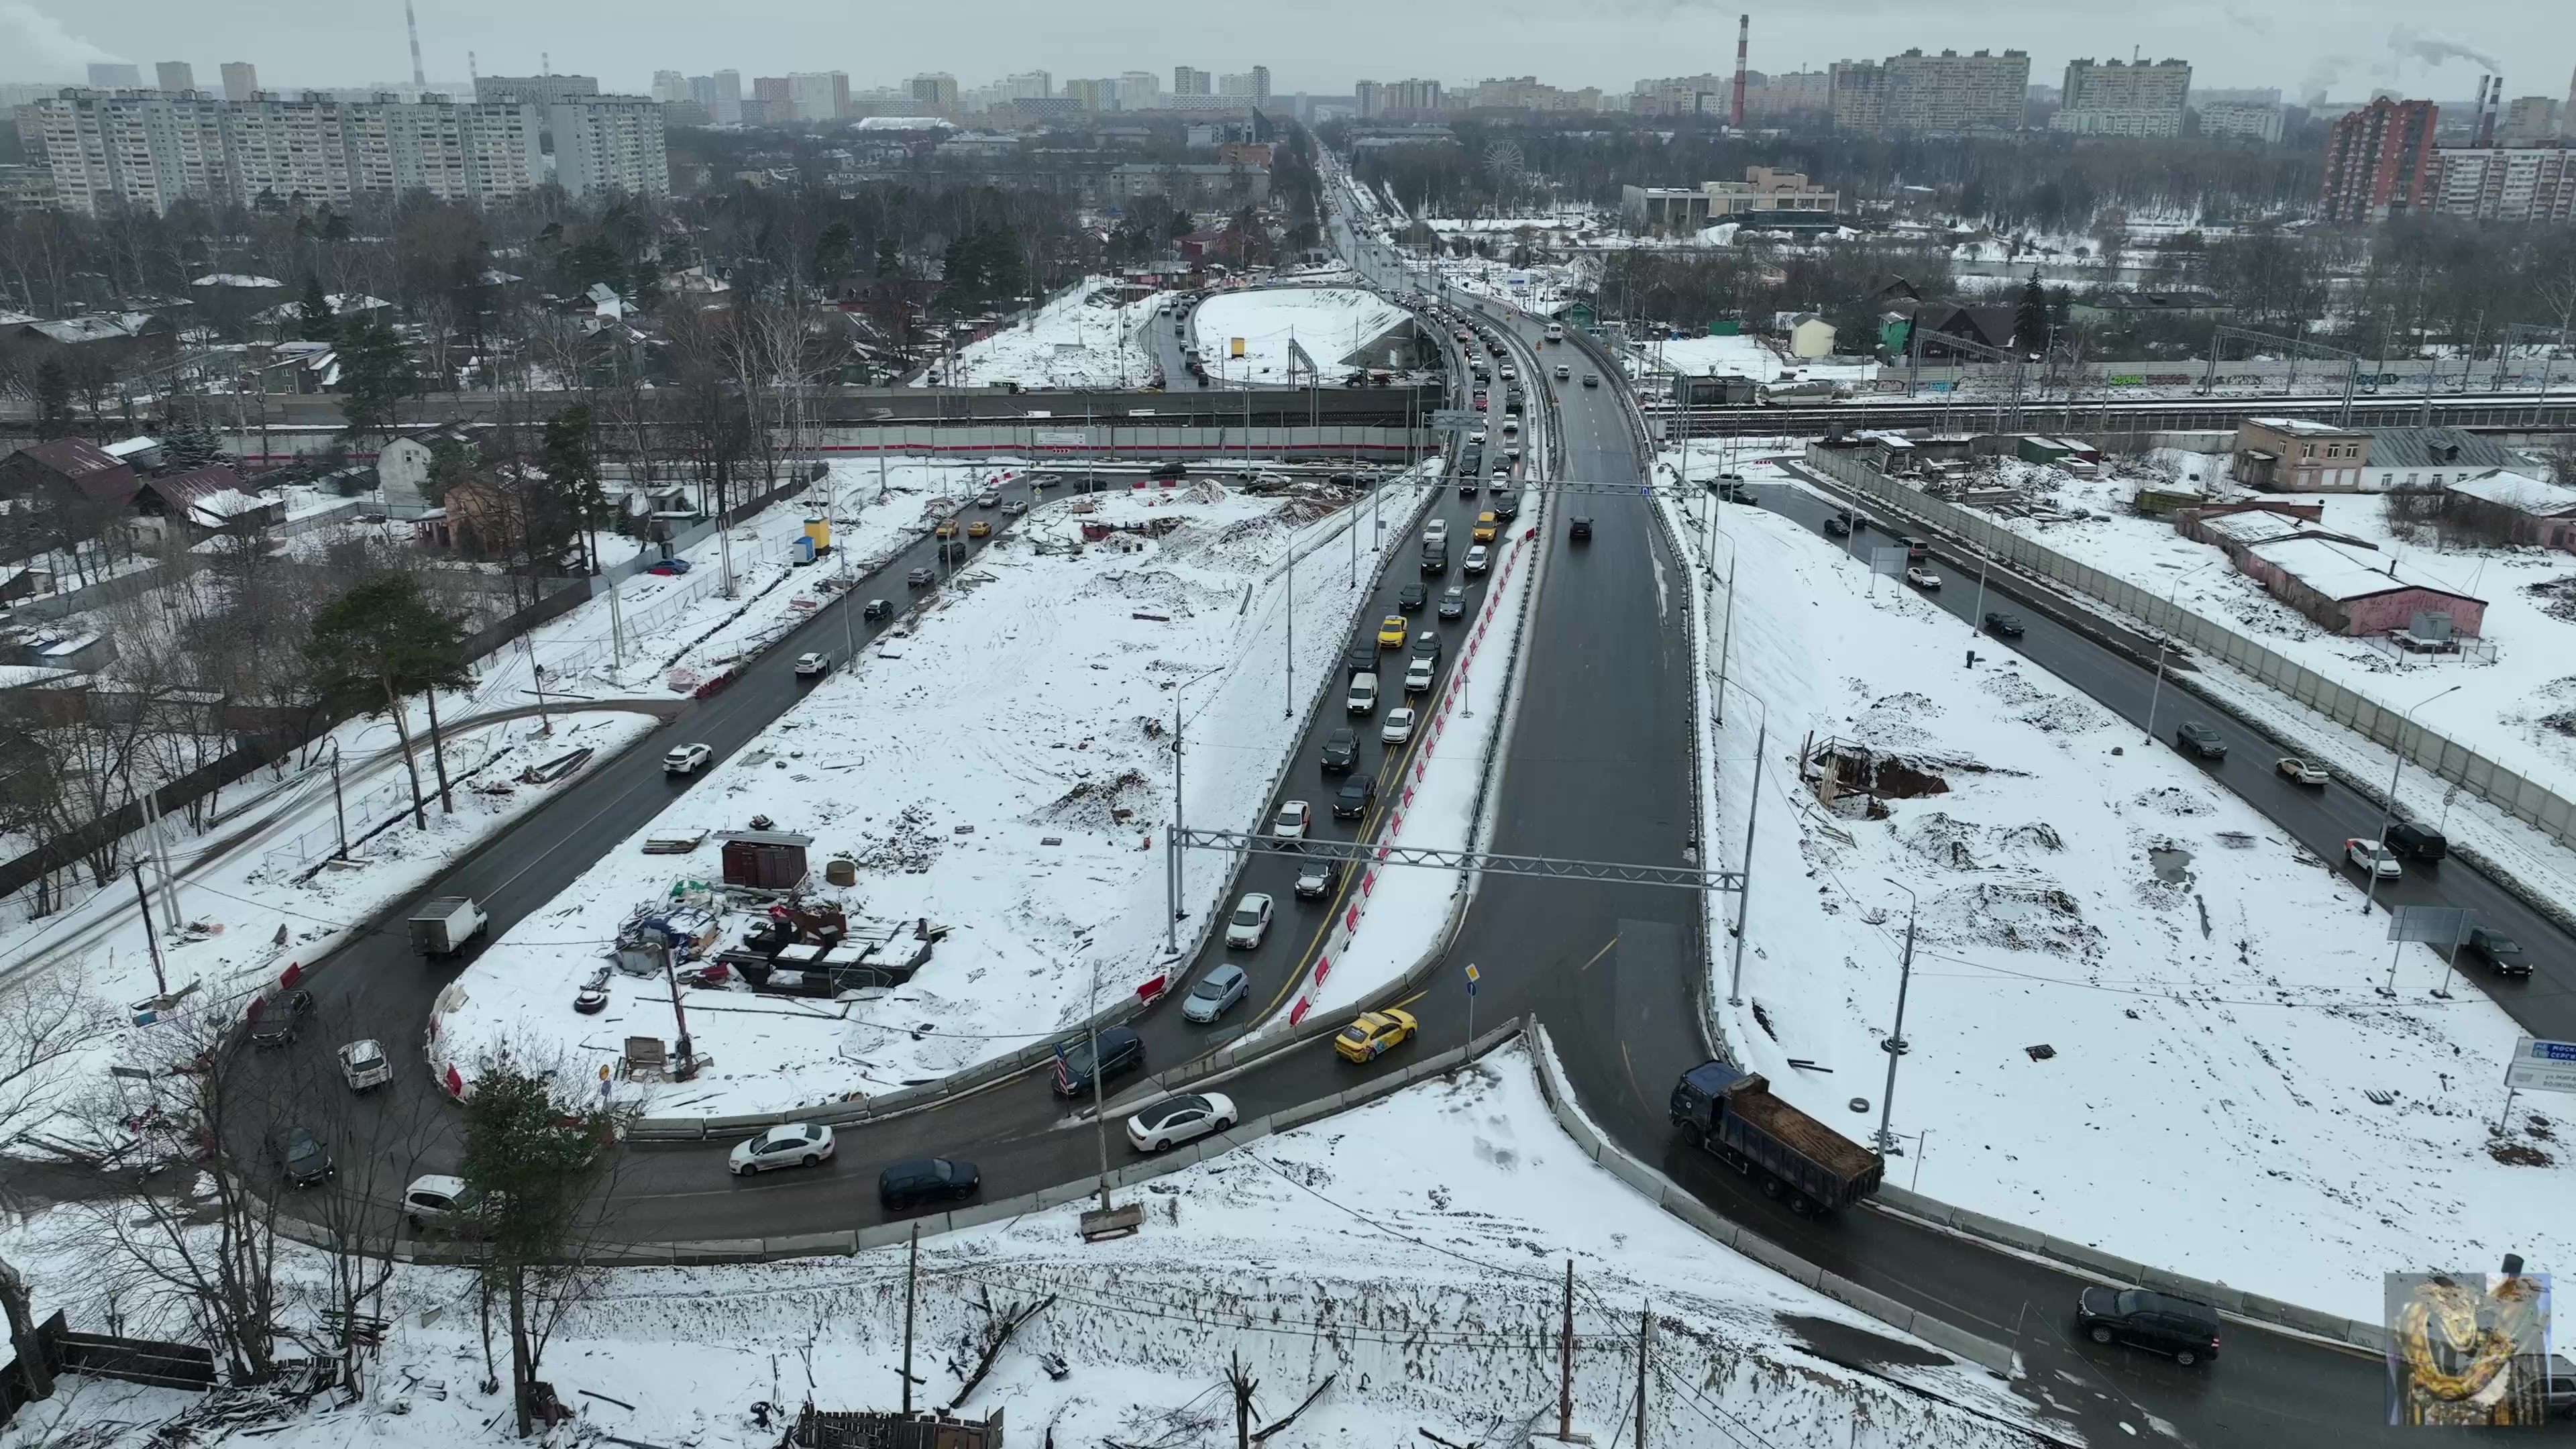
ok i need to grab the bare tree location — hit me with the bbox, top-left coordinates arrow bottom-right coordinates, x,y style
0,983 -> 115,1407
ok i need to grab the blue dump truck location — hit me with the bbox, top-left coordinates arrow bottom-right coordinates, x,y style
1669,1061 -> 1884,1216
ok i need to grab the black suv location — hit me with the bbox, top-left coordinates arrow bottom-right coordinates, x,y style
270,1126 -> 333,1187
2174,721 -> 2227,759
2386,820 -> 2448,861
878,1157 -> 979,1212
2076,1288 -> 2220,1366
1823,513 -> 1852,537
1983,612 -> 2025,638
1051,1026 -> 1144,1097
2465,926 -> 2532,977
248,988 -> 315,1049
1334,775 -> 1379,819
1321,728 -> 1359,772
1570,517 -> 1593,541
1492,492 -> 1520,521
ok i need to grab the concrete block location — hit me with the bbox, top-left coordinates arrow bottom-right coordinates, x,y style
854,1222 -> 917,1252
2040,1234 -> 2143,1283
1731,1230 -> 1824,1290
2137,1264 -> 2227,1306
1815,1271 -> 1920,1336
1270,1094 -> 1344,1131
625,1120 -> 707,1141
667,1238 -> 767,1265
945,1197 -> 1030,1233
761,1232 -> 857,1259
1658,1192 -> 1738,1248
589,1242 -> 676,1267
699,1112 -> 787,1134
1867,1184 -> 1955,1226
1905,1314 -> 2020,1379
1951,1207 -> 2048,1254
1030,1179 -> 1097,1211
1603,1152 -> 1665,1199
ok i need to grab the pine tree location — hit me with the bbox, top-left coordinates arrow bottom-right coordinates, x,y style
2012,270 -> 2049,352
298,276 -> 336,341
304,576 -> 473,826
33,358 -> 72,436
336,313 -> 417,444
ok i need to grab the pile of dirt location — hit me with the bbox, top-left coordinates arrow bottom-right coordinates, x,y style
2523,576 -> 2576,625
1938,879 -> 2103,961
1032,768 -> 1155,830
2131,785 -> 2216,818
847,804 -> 944,874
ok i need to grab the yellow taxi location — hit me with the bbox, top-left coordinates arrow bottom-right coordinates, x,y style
1334,1008 -> 1419,1063
1471,512 -> 1499,543
966,519 -> 991,537
934,520 -> 961,539
1376,614 -> 1407,649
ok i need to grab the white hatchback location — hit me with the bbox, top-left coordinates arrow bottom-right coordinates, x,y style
730,1122 -> 836,1177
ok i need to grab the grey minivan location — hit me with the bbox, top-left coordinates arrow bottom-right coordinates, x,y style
1183,963 -> 1249,1023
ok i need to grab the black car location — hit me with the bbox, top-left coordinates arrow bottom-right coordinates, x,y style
1459,478 -> 1481,497
1398,584 -> 1428,612
878,1157 -> 979,1213
2386,820 -> 2448,861
2174,721 -> 2228,759
1438,587 -> 1468,619
248,988 -> 315,1049
862,598 -> 892,622
270,1126 -> 333,1187
1491,491 -> 1520,521
1420,541 -> 1448,575
1409,632 -> 1441,666
1823,515 -> 1851,537
1295,857 -> 1345,899
1983,612 -> 2025,637
1333,775 -> 1379,820
1051,1025 -> 1144,1097
1570,517 -> 1593,541
1345,642 -> 1378,676
2465,926 -> 2533,977
1321,727 -> 1360,772
1714,478 -> 1752,504
2076,1287 -> 2220,1366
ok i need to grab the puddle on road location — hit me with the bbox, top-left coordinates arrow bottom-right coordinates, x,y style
1777,1312 -> 1951,1371
2147,845 -> 2194,883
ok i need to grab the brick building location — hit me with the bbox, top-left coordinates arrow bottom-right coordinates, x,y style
2318,97 -> 2436,223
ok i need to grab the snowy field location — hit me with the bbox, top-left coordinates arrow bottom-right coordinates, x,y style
1675,469 -> 2569,1322
1967,452 -> 2576,808
916,277 -> 1160,389
1633,331 -> 1880,385
435,477 -> 1406,1114
1189,286 -> 1412,382
0,1041 -> 2057,1449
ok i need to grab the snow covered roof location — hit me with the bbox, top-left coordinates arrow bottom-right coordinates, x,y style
254,292 -> 390,323
192,272 -> 285,288
2246,415 -> 2362,437
20,312 -> 162,343
2365,426 -> 2523,471
2199,508 -> 2321,547
2247,536 -> 2483,604
2445,468 -> 2576,517
101,435 -> 162,460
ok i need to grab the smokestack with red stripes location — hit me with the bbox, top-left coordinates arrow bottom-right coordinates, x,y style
1731,13 -> 1749,129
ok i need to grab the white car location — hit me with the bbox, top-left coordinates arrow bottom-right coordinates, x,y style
1383,707 -> 1417,743
1002,499 -> 1028,515
1273,800 -> 1312,843
402,1174 -> 492,1232
1423,519 -> 1450,547
1463,544 -> 1490,576
1125,1091 -> 1238,1153
1403,657 -> 1436,694
337,1039 -> 391,1093
975,490 -> 1002,507
1904,566 -> 1942,590
2345,838 -> 2403,879
662,743 -> 713,775
730,1122 -> 835,1177
1554,364 -> 1572,380
2277,757 -> 2329,785
1467,430 -> 1487,446
794,651 -> 829,677
1225,892 -> 1275,949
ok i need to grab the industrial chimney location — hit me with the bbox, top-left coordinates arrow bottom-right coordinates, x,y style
2479,76 -> 2502,146
1731,13 -> 1749,129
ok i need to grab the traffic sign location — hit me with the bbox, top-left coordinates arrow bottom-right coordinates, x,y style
1464,963 -> 1480,983
2505,1037 -> 2576,1095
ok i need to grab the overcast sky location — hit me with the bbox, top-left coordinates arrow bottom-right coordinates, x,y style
5,0 -> 2571,103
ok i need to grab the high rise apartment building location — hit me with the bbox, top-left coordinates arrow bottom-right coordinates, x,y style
87,64 -> 143,90
474,74 -> 600,108
1002,71 -> 1053,100
2425,145 -> 2576,223
1831,48 -> 2027,133
2050,57 -> 2190,136
155,62 -> 196,95
1175,66 -> 1212,97
550,96 -> 667,197
2195,101 -> 2284,143
910,73 -> 959,114
1116,71 -> 1163,111
2318,97 -> 2436,223
789,71 -> 849,122
712,70 -> 743,123
1218,67 -> 1271,102
220,63 -> 258,101
651,70 -> 688,103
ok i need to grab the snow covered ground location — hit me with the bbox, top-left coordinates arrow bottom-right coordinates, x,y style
1965,451 -> 2576,809
1631,331 -> 1880,386
0,1040 -> 2054,1449
435,476 -> 1413,1114
1669,465 -> 2570,1322
1188,286 -> 1413,383
916,277 -> 1161,389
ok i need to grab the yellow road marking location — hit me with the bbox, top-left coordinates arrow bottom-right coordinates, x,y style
1576,934 -> 1621,973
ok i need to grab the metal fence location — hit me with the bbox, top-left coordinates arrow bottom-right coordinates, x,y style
1801,444 -> 2576,849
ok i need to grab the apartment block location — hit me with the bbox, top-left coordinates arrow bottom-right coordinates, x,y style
2196,101 -> 2284,143
1354,78 -> 1444,118
2319,97 -> 2436,223
1218,67 -> 1271,102
1831,48 -> 2027,133
473,74 -> 600,108
2426,145 -> 2576,223
910,73 -> 959,114
220,63 -> 258,102
1174,67 -> 1212,97
1620,166 -> 1838,231
2050,58 -> 2190,137
549,96 -> 668,198
155,62 -> 196,95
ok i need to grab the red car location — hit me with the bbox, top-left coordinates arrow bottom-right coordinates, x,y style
645,557 -> 694,576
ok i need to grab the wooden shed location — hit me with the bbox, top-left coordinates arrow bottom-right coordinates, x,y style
716,830 -> 812,890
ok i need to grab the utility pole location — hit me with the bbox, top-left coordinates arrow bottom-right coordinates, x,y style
142,791 -> 181,930
1874,880 -> 1918,1157
1283,540 -> 1295,720
519,632 -> 553,736
606,573 -> 627,672
2363,684 -> 2461,915
1085,947 -> 1114,1214
132,863 -> 168,997
325,741 -> 349,861
1557,1258 -> 1574,1442
1633,1302 -> 1652,1449
1727,710 -> 1766,1006
900,1224 -> 918,1413
662,943 -> 694,1075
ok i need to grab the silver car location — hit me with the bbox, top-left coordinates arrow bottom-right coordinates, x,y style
1182,963 -> 1249,1023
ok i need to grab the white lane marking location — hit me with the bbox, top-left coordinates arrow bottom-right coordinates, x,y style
1648,537 -> 1670,625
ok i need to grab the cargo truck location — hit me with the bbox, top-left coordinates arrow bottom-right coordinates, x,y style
408,897 -> 488,957
1668,1061 -> 1884,1215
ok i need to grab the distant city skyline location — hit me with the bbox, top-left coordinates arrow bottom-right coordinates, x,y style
1,0 -> 2569,103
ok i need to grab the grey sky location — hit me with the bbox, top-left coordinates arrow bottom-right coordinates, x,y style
4,0 -> 2571,102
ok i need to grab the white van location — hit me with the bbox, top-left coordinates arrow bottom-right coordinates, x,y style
1544,322 -> 1565,343
1346,672 -> 1379,714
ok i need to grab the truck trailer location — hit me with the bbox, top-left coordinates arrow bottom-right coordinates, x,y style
1669,1061 -> 1884,1215
408,897 -> 488,958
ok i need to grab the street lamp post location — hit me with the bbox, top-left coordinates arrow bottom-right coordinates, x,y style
1872,879 -> 1919,1158
2361,683 -> 2462,916
1165,665 -> 1227,955
2141,561 -> 2221,743
324,739 -> 349,861
1726,694 -> 1769,1007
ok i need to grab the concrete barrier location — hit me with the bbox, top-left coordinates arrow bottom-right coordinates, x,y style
764,1231 -> 857,1258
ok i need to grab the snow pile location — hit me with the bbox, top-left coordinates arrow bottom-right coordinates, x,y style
435,480 -> 1392,1114
1191,286 -> 1413,382
0,1042 -> 2055,1449
1682,472 -> 2570,1321
920,278 -> 1160,389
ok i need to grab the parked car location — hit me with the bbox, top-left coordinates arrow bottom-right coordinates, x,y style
1321,727 -> 1360,772
1334,775 -> 1379,819
1904,566 -> 1941,590
1377,615 -> 1408,649
1982,612 -> 2025,638
1273,800 -> 1312,843
2386,820 -> 2448,861
1225,893 -> 1275,949
2076,1287 -> 2220,1366
645,557 -> 694,576
1334,1008 -> 1419,1063
906,566 -> 936,588
863,597 -> 893,621
2174,722 -> 2228,759
794,651 -> 830,678
1570,517 -> 1593,541
1439,586 -> 1468,619
1182,963 -> 1250,1022
2465,926 -> 2533,977
2345,837 -> 2404,879
1294,857 -> 1344,900
1383,707 -> 1418,743
1052,1025 -> 1144,1097
1398,584 -> 1428,612
2275,757 -> 2329,786
271,1126 -> 334,1187
663,743 -> 714,775
729,1122 -> 835,1177
248,988 -> 314,1049
402,1174 -> 491,1233
1823,515 -> 1851,537
1126,1092 -> 1238,1153
878,1157 -> 979,1213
